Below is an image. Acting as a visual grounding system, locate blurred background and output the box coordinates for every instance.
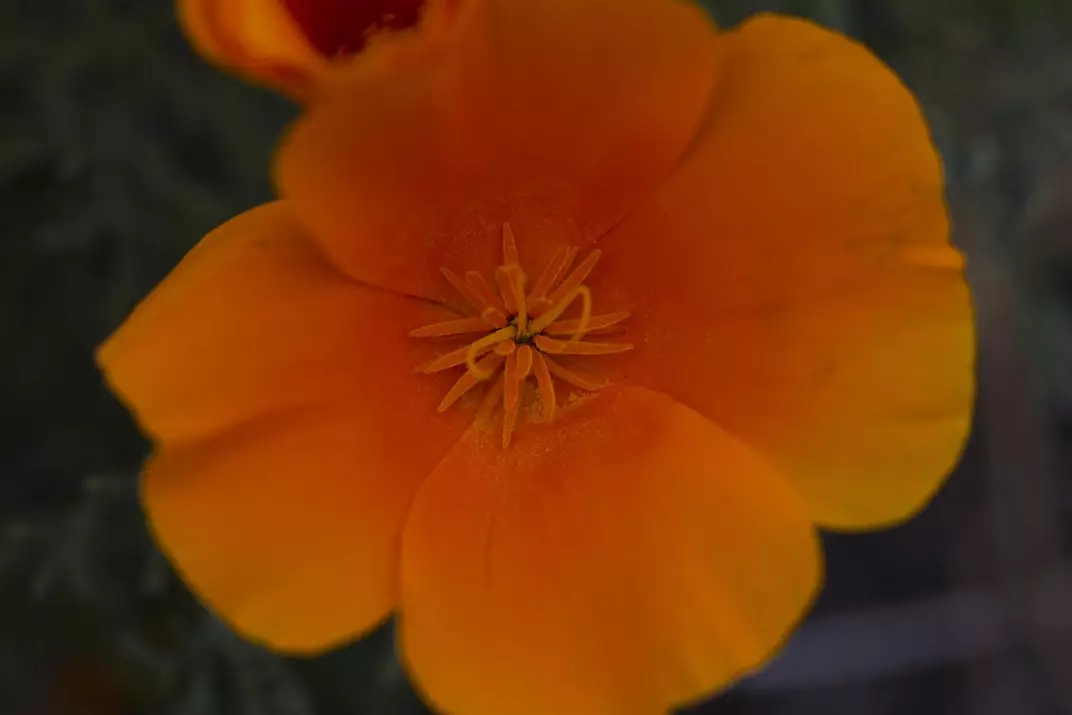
[2,0,1071,713]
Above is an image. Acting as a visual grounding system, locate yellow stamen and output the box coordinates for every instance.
[527,245,576,309]
[441,267,507,327]
[507,264,528,335]
[494,266,519,313]
[532,335,633,356]
[528,285,591,337]
[515,344,533,381]
[543,356,608,391]
[438,354,505,411]
[417,325,514,374]
[502,222,520,268]
[544,311,630,337]
[503,350,522,448]
[465,327,517,379]
[440,267,484,317]
[412,225,631,448]
[409,317,494,338]
[466,271,508,324]
[531,351,556,423]
[481,307,508,326]
[547,249,600,306]
[502,393,520,448]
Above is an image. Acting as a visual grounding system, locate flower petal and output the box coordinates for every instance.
[282,0,426,57]
[178,0,326,99]
[98,201,465,447]
[143,403,442,652]
[590,16,975,529]
[276,0,719,301]
[399,386,821,714]
[99,202,473,650]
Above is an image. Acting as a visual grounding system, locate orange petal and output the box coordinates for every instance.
[178,0,326,100]
[142,404,438,652]
[99,202,472,651]
[399,386,821,714]
[276,0,719,301]
[178,0,450,100]
[591,16,975,529]
[98,201,464,446]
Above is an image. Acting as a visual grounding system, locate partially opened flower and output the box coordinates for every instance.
[99,1,976,713]
[179,0,453,99]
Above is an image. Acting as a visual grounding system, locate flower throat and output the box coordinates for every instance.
[410,224,632,448]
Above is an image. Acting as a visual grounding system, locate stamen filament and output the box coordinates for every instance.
[494,266,519,313]
[502,392,520,448]
[569,289,592,343]
[515,344,533,380]
[527,245,576,308]
[442,267,506,327]
[502,351,522,448]
[409,317,494,338]
[440,267,484,316]
[508,265,528,335]
[543,356,608,391]
[418,326,515,374]
[532,335,633,356]
[547,249,601,306]
[481,306,508,327]
[531,351,556,423]
[466,327,518,378]
[466,271,508,319]
[544,311,630,336]
[438,354,505,411]
[502,223,520,268]
[529,285,591,336]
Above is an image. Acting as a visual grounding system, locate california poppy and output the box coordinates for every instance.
[99,0,976,713]
[179,0,450,99]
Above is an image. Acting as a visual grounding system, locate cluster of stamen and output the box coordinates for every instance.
[410,223,632,447]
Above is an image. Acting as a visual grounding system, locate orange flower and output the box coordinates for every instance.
[99,2,976,713]
[179,0,453,100]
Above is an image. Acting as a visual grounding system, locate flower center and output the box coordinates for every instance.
[410,223,633,447]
